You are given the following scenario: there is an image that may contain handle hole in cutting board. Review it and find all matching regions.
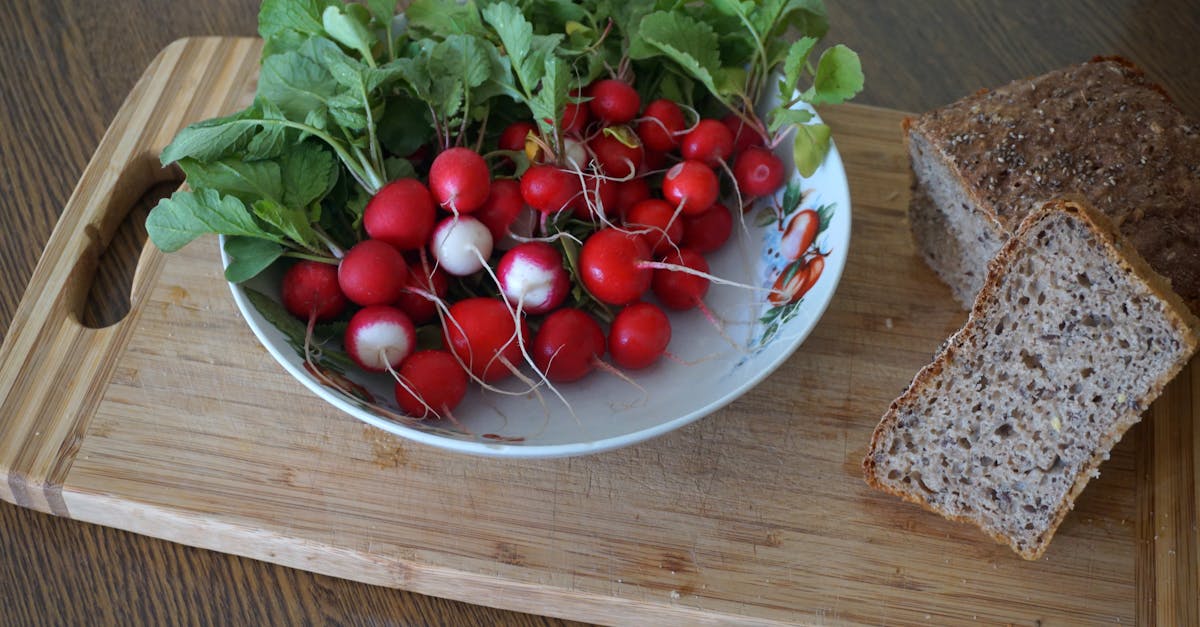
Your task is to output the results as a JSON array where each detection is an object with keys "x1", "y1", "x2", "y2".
[{"x1": 78, "y1": 164, "x2": 182, "y2": 329}]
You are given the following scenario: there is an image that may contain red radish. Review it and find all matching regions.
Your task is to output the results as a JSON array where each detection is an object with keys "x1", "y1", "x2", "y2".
[
  {"x1": 281, "y1": 260, "x2": 346, "y2": 322},
  {"x1": 498, "y1": 206, "x2": 538, "y2": 250},
  {"x1": 780, "y1": 208, "x2": 819, "y2": 261},
  {"x1": 572, "y1": 175, "x2": 618, "y2": 220},
  {"x1": 652, "y1": 248, "x2": 710, "y2": 310},
  {"x1": 496, "y1": 242, "x2": 570, "y2": 314},
  {"x1": 579, "y1": 228, "x2": 653, "y2": 305},
  {"x1": 612, "y1": 178, "x2": 651, "y2": 218},
  {"x1": 589, "y1": 130, "x2": 643, "y2": 178},
  {"x1": 587, "y1": 79, "x2": 640, "y2": 124},
  {"x1": 344, "y1": 305, "x2": 416, "y2": 372},
  {"x1": 444, "y1": 297, "x2": 529, "y2": 382},
  {"x1": 662, "y1": 160, "x2": 719, "y2": 215},
  {"x1": 338, "y1": 239, "x2": 407, "y2": 306},
  {"x1": 681, "y1": 203, "x2": 733, "y2": 253},
  {"x1": 560, "y1": 100, "x2": 590, "y2": 136},
  {"x1": 521, "y1": 164, "x2": 579, "y2": 214},
  {"x1": 643, "y1": 148, "x2": 669, "y2": 171},
  {"x1": 475, "y1": 178, "x2": 525, "y2": 241},
  {"x1": 608, "y1": 302, "x2": 671, "y2": 370},
  {"x1": 395, "y1": 258, "x2": 448, "y2": 324},
  {"x1": 637, "y1": 99, "x2": 686, "y2": 152},
  {"x1": 363, "y1": 178, "x2": 436, "y2": 250},
  {"x1": 624, "y1": 199, "x2": 683, "y2": 255},
  {"x1": 393, "y1": 350, "x2": 468, "y2": 418},
  {"x1": 499, "y1": 121, "x2": 537, "y2": 152},
  {"x1": 532, "y1": 308, "x2": 606, "y2": 382},
  {"x1": 429, "y1": 147, "x2": 491, "y2": 213},
  {"x1": 568, "y1": 236, "x2": 752, "y2": 336},
  {"x1": 734, "y1": 147, "x2": 786, "y2": 198},
  {"x1": 680, "y1": 119, "x2": 734, "y2": 166},
  {"x1": 431, "y1": 215, "x2": 494, "y2": 276},
  {"x1": 722, "y1": 113, "x2": 766, "y2": 156}
]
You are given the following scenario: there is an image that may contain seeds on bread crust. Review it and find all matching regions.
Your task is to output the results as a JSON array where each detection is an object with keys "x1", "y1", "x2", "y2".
[{"x1": 906, "y1": 58, "x2": 1200, "y2": 313}]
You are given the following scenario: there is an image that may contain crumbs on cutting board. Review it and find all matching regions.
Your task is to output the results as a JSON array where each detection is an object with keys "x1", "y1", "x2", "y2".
[{"x1": 363, "y1": 425, "x2": 409, "y2": 469}]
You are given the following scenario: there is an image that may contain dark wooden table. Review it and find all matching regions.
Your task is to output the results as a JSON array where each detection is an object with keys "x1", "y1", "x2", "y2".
[{"x1": 2, "y1": 1, "x2": 1197, "y2": 624}]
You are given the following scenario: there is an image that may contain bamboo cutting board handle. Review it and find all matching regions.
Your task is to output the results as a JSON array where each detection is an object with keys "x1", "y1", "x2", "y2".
[{"x1": 0, "y1": 37, "x2": 264, "y2": 514}]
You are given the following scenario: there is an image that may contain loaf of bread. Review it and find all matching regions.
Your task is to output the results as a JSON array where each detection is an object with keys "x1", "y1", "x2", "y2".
[
  {"x1": 906, "y1": 57, "x2": 1200, "y2": 313},
  {"x1": 863, "y1": 199, "x2": 1200, "y2": 559}
]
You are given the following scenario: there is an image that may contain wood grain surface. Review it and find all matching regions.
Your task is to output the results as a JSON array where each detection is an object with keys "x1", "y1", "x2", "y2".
[{"x1": 1, "y1": 1, "x2": 1197, "y2": 625}]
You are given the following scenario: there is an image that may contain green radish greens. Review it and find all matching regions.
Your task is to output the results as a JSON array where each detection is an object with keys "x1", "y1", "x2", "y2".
[{"x1": 148, "y1": 0, "x2": 862, "y2": 282}]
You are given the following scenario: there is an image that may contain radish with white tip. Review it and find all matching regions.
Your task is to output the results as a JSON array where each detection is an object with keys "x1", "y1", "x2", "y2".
[
  {"x1": 431, "y1": 215, "x2": 494, "y2": 276},
  {"x1": 562, "y1": 136, "x2": 589, "y2": 172},
  {"x1": 344, "y1": 305, "x2": 416, "y2": 373},
  {"x1": 496, "y1": 242, "x2": 570, "y2": 314}
]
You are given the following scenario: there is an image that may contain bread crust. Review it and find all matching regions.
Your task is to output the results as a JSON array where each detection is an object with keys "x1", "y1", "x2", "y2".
[
  {"x1": 864, "y1": 199, "x2": 1200, "y2": 559},
  {"x1": 905, "y1": 58, "x2": 1200, "y2": 314}
]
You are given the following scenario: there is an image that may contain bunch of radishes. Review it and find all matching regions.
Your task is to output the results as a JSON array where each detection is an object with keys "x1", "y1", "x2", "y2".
[{"x1": 279, "y1": 77, "x2": 787, "y2": 421}]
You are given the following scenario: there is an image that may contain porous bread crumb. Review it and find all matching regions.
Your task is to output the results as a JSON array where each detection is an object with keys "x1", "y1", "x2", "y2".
[{"x1": 864, "y1": 201, "x2": 1200, "y2": 559}]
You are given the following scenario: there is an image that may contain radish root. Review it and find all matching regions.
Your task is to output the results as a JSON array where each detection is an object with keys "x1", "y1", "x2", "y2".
[
  {"x1": 471, "y1": 248, "x2": 580, "y2": 424},
  {"x1": 592, "y1": 358, "x2": 649, "y2": 409}
]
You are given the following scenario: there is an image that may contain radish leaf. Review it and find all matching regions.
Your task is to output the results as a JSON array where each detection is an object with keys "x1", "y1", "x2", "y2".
[
  {"x1": 321, "y1": 5, "x2": 376, "y2": 63},
  {"x1": 406, "y1": 0, "x2": 486, "y2": 38},
  {"x1": 281, "y1": 141, "x2": 338, "y2": 209},
  {"x1": 383, "y1": 157, "x2": 415, "y2": 181},
  {"x1": 773, "y1": 0, "x2": 829, "y2": 40},
  {"x1": 259, "y1": 48, "x2": 339, "y2": 120},
  {"x1": 792, "y1": 122, "x2": 830, "y2": 177},
  {"x1": 781, "y1": 37, "x2": 817, "y2": 94},
  {"x1": 805, "y1": 44, "x2": 864, "y2": 105},
  {"x1": 629, "y1": 11, "x2": 721, "y2": 79},
  {"x1": 245, "y1": 101, "x2": 290, "y2": 160},
  {"x1": 223, "y1": 237, "x2": 284, "y2": 283},
  {"x1": 768, "y1": 107, "x2": 813, "y2": 134},
  {"x1": 253, "y1": 199, "x2": 320, "y2": 249},
  {"x1": 147, "y1": 189, "x2": 280, "y2": 253},
  {"x1": 258, "y1": 0, "x2": 334, "y2": 40},
  {"x1": 159, "y1": 108, "x2": 262, "y2": 165},
  {"x1": 377, "y1": 95, "x2": 433, "y2": 156},
  {"x1": 178, "y1": 159, "x2": 283, "y2": 207}
]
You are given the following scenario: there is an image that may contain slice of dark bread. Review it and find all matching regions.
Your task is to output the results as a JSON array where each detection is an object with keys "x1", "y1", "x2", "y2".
[
  {"x1": 906, "y1": 57, "x2": 1200, "y2": 313},
  {"x1": 863, "y1": 199, "x2": 1200, "y2": 559}
]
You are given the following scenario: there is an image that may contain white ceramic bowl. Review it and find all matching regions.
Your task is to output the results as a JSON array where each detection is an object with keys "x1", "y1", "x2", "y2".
[{"x1": 222, "y1": 106, "x2": 850, "y2": 458}]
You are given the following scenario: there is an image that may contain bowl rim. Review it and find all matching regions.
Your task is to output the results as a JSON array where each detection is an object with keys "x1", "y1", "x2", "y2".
[{"x1": 221, "y1": 120, "x2": 852, "y2": 459}]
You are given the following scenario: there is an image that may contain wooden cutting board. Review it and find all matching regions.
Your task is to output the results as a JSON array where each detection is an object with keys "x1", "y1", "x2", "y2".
[{"x1": 1, "y1": 37, "x2": 1196, "y2": 625}]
